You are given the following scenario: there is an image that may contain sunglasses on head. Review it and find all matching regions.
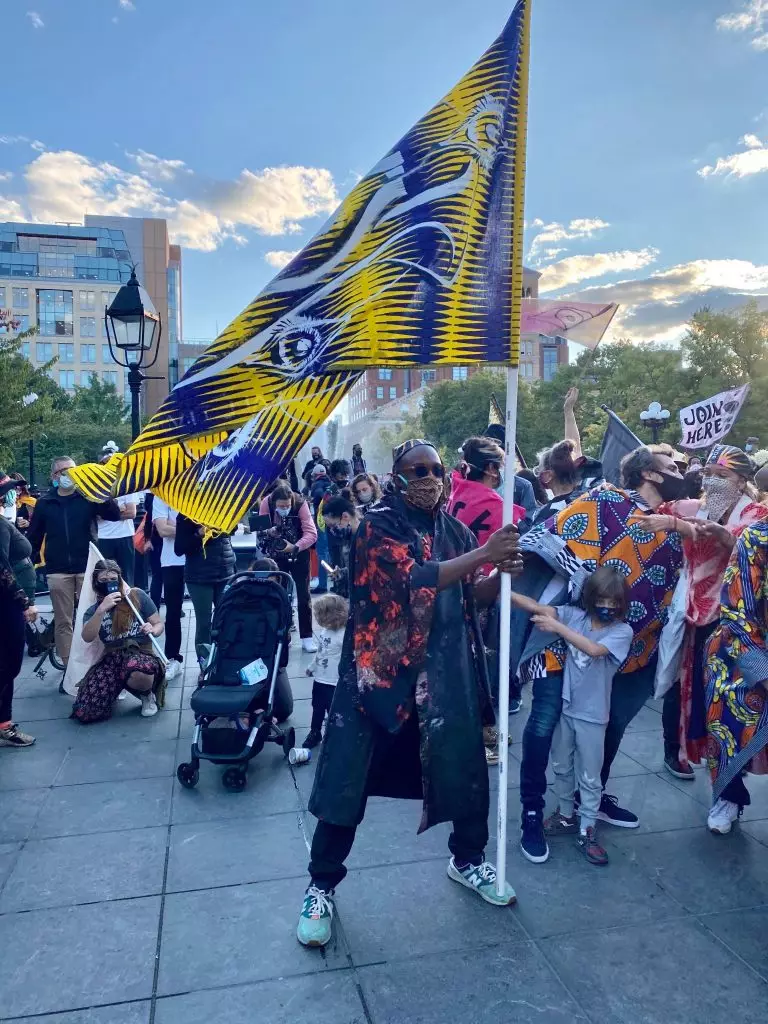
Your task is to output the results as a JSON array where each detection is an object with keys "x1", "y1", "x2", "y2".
[{"x1": 409, "y1": 464, "x2": 445, "y2": 480}]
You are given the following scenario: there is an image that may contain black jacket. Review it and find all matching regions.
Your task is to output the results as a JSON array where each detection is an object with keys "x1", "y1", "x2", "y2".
[
  {"x1": 27, "y1": 489, "x2": 121, "y2": 575},
  {"x1": 174, "y1": 514, "x2": 235, "y2": 585}
]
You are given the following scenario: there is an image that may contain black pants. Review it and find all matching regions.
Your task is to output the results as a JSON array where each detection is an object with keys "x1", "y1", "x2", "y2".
[
  {"x1": 721, "y1": 774, "x2": 751, "y2": 808},
  {"x1": 98, "y1": 536, "x2": 135, "y2": 586},
  {"x1": 277, "y1": 549, "x2": 313, "y2": 639},
  {"x1": 311, "y1": 680, "x2": 335, "y2": 732},
  {"x1": 662, "y1": 681, "x2": 681, "y2": 761},
  {"x1": 162, "y1": 565, "x2": 185, "y2": 662},
  {"x1": 149, "y1": 543, "x2": 163, "y2": 606},
  {"x1": 0, "y1": 594, "x2": 25, "y2": 723},
  {"x1": 309, "y1": 813, "x2": 488, "y2": 892}
]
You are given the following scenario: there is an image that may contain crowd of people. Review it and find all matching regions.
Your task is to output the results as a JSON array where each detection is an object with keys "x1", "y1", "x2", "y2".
[{"x1": 2, "y1": 403, "x2": 768, "y2": 957}]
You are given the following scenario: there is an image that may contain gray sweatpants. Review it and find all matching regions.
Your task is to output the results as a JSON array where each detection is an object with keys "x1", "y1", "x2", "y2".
[{"x1": 551, "y1": 713, "x2": 606, "y2": 830}]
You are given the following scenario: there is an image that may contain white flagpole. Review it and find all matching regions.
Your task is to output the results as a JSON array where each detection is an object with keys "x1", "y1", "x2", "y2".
[{"x1": 495, "y1": 363, "x2": 519, "y2": 897}]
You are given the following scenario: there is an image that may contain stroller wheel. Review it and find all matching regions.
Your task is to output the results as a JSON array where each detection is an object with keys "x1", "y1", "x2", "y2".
[
  {"x1": 282, "y1": 727, "x2": 296, "y2": 758},
  {"x1": 176, "y1": 763, "x2": 199, "y2": 789},
  {"x1": 222, "y1": 767, "x2": 247, "y2": 792}
]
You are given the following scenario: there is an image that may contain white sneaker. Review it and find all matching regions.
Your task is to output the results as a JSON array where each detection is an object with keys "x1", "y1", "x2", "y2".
[
  {"x1": 140, "y1": 692, "x2": 159, "y2": 718},
  {"x1": 118, "y1": 689, "x2": 129, "y2": 701},
  {"x1": 164, "y1": 660, "x2": 182, "y2": 681},
  {"x1": 708, "y1": 798, "x2": 740, "y2": 835},
  {"x1": 302, "y1": 637, "x2": 318, "y2": 654}
]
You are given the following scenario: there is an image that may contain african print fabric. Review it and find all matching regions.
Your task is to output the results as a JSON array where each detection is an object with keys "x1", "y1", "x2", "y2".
[{"x1": 706, "y1": 519, "x2": 768, "y2": 800}]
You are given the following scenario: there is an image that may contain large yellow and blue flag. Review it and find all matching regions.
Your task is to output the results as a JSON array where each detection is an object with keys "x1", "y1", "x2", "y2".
[{"x1": 73, "y1": 0, "x2": 532, "y2": 530}]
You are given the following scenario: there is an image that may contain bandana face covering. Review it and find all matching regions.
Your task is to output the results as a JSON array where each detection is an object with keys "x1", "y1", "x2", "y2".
[
  {"x1": 403, "y1": 476, "x2": 444, "y2": 511},
  {"x1": 702, "y1": 475, "x2": 742, "y2": 523}
]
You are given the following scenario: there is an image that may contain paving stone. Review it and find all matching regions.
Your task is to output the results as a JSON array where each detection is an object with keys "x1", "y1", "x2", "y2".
[
  {"x1": 55, "y1": 738, "x2": 178, "y2": 786},
  {"x1": 158, "y1": 881, "x2": 347, "y2": 996},
  {"x1": 616, "y1": 730, "x2": 664, "y2": 772},
  {"x1": 0, "y1": 743, "x2": 70, "y2": 791},
  {"x1": 595, "y1": 773, "x2": 707, "y2": 835},
  {"x1": 12, "y1": 695, "x2": 77, "y2": 721},
  {"x1": 700, "y1": 908, "x2": 768, "y2": 981},
  {"x1": 742, "y1": 818, "x2": 768, "y2": 846},
  {"x1": 166, "y1": 811, "x2": 308, "y2": 892},
  {"x1": 339, "y1": 858, "x2": 526, "y2": 964},
  {"x1": 0, "y1": 841, "x2": 21, "y2": 890},
  {"x1": 0, "y1": 896, "x2": 160, "y2": 1018},
  {"x1": 0, "y1": 826, "x2": 168, "y2": 912},
  {"x1": 0, "y1": 787, "x2": 48, "y2": 841},
  {"x1": 624, "y1": 826, "x2": 768, "y2": 913},
  {"x1": 625, "y1": 704, "x2": 663, "y2": 732},
  {"x1": 358, "y1": 944, "x2": 586, "y2": 1023},
  {"x1": 5, "y1": 1003, "x2": 151, "y2": 1024},
  {"x1": 33, "y1": 777, "x2": 173, "y2": 838},
  {"x1": 154, "y1": 972, "x2": 366, "y2": 1024},
  {"x1": 542, "y1": 917, "x2": 768, "y2": 1024}
]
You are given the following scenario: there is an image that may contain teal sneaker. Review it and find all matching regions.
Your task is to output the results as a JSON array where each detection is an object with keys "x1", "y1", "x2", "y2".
[
  {"x1": 296, "y1": 885, "x2": 334, "y2": 947},
  {"x1": 447, "y1": 857, "x2": 517, "y2": 906}
]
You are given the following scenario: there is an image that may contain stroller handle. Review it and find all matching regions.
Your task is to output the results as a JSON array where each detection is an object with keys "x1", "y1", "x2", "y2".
[{"x1": 226, "y1": 569, "x2": 295, "y2": 601}]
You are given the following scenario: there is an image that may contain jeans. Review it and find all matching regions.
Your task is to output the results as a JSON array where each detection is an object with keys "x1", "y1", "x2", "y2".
[
  {"x1": 520, "y1": 671, "x2": 564, "y2": 815},
  {"x1": 309, "y1": 813, "x2": 488, "y2": 892},
  {"x1": 662, "y1": 681, "x2": 681, "y2": 761},
  {"x1": 162, "y1": 565, "x2": 185, "y2": 662},
  {"x1": 186, "y1": 580, "x2": 228, "y2": 660},
  {"x1": 47, "y1": 572, "x2": 85, "y2": 665},
  {"x1": 0, "y1": 593, "x2": 25, "y2": 724},
  {"x1": 98, "y1": 536, "x2": 135, "y2": 586}
]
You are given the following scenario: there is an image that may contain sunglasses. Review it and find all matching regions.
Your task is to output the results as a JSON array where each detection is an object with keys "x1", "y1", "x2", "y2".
[{"x1": 408, "y1": 464, "x2": 445, "y2": 480}]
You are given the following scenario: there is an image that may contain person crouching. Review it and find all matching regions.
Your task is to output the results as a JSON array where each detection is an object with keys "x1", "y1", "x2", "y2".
[
  {"x1": 303, "y1": 593, "x2": 348, "y2": 749},
  {"x1": 71, "y1": 559, "x2": 166, "y2": 723}
]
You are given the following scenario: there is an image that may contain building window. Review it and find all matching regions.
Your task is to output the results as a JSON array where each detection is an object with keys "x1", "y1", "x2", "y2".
[
  {"x1": 101, "y1": 290, "x2": 116, "y2": 310},
  {"x1": 80, "y1": 316, "x2": 96, "y2": 337},
  {"x1": 59, "y1": 343, "x2": 74, "y2": 362},
  {"x1": 101, "y1": 319, "x2": 108, "y2": 338},
  {"x1": 21, "y1": 341, "x2": 31, "y2": 359},
  {"x1": 102, "y1": 370, "x2": 118, "y2": 387},
  {"x1": 378, "y1": 368, "x2": 393, "y2": 380},
  {"x1": 37, "y1": 289, "x2": 73, "y2": 336},
  {"x1": 81, "y1": 344, "x2": 96, "y2": 363},
  {"x1": 101, "y1": 344, "x2": 112, "y2": 363},
  {"x1": 36, "y1": 342, "x2": 54, "y2": 362},
  {"x1": 376, "y1": 386, "x2": 384, "y2": 399},
  {"x1": 0, "y1": 286, "x2": 5, "y2": 305},
  {"x1": 81, "y1": 371, "x2": 95, "y2": 387},
  {"x1": 12, "y1": 287, "x2": 29, "y2": 308},
  {"x1": 421, "y1": 369, "x2": 437, "y2": 384},
  {"x1": 389, "y1": 386, "x2": 397, "y2": 399},
  {"x1": 452, "y1": 366, "x2": 468, "y2": 381},
  {"x1": 59, "y1": 370, "x2": 76, "y2": 390},
  {"x1": 79, "y1": 290, "x2": 96, "y2": 311},
  {"x1": 542, "y1": 348, "x2": 558, "y2": 382},
  {"x1": 13, "y1": 314, "x2": 30, "y2": 333}
]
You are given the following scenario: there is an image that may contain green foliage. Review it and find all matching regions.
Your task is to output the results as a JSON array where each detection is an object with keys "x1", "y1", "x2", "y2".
[{"x1": 418, "y1": 303, "x2": 768, "y2": 463}]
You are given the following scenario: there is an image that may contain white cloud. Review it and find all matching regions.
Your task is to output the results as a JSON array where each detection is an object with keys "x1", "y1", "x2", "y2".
[
  {"x1": 119, "y1": 0, "x2": 136, "y2": 9},
  {"x1": 540, "y1": 247, "x2": 566, "y2": 262},
  {"x1": 527, "y1": 217, "x2": 609, "y2": 261},
  {"x1": 264, "y1": 250, "x2": 300, "y2": 269},
  {"x1": 6, "y1": 148, "x2": 340, "y2": 253},
  {"x1": 26, "y1": 11, "x2": 44, "y2": 29},
  {"x1": 539, "y1": 248, "x2": 659, "y2": 292},
  {"x1": 0, "y1": 172, "x2": 13, "y2": 183},
  {"x1": 0, "y1": 196, "x2": 25, "y2": 220},
  {"x1": 564, "y1": 258, "x2": 768, "y2": 341},
  {"x1": 698, "y1": 132, "x2": 768, "y2": 178},
  {"x1": 716, "y1": 1, "x2": 768, "y2": 48}
]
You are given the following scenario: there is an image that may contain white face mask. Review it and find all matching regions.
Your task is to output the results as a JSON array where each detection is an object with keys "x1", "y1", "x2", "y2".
[
  {"x1": 276, "y1": 507, "x2": 290, "y2": 518},
  {"x1": 702, "y1": 475, "x2": 742, "y2": 523},
  {"x1": 58, "y1": 474, "x2": 74, "y2": 490},
  {"x1": 357, "y1": 488, "x2": 373, "y2": 504}
]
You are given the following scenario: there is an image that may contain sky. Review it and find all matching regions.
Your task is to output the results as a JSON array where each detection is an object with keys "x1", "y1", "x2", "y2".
[{"x1": 2, "y1": 0, "x2": 768, "y2": 345}]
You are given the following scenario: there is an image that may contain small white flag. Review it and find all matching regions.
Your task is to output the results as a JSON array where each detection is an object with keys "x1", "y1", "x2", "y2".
[{"x1": 679, "y1": 384, "x2": 750, "y2": 450}]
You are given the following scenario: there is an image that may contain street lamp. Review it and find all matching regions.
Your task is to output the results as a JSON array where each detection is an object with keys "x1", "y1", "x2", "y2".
[
  {"x1": 640, "y1": 401, "x2": 671, "y2": 444},
  {"x1": 104, "y1": 267, "x2": 162, "y2": 440}
]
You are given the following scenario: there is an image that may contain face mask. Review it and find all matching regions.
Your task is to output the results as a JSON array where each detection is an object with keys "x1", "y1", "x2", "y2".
[
  {"x1": 594, "y1": 607, "x2": 616, "y2": 625},
  {"x1": 335, "y1": 478, "x2": 349, "y2": 489},
  {"x1": 3, "y1": 489, "x2": 16, "y2": 507},
  {"x1": 654, "y1": 472, "x2": 686, "y2": 502},
  {"x1": 95, "y1": 576, "x2": 120, "y2": 596},
  {"x1": 331, "y1": 524, "x2": 352, "y2": 539},
  {"x1": 58, "y1": 474, "x2": 74, "y2": 490},
  {"x1": 494, "y1": 470, "x2": 505, "y2": 495},
  {"x1": 402, "y1": 475, "x2": 444, "y2": 511},
  {"x1": 276, "y1": 507, "x2": 290, "y2": 518},
  {"x1": 702, "y1": 475, "x2": 742, "y2": 523},
  {"x1": 357, "y1": 488, "x2": 373, "y2": 504}
]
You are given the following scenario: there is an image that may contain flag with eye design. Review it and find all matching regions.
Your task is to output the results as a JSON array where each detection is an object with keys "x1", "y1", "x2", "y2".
[{"x1": 72, "y1": 2, "x2": 536, "y2": 531}]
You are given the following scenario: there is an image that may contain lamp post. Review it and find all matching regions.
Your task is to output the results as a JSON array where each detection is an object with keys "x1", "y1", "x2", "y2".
[
  {"x1": 21, "y1": 392, "x2": 39, "y2": 487},
  {"x1": 640, "y1": 401, "x2": 671, "y2": 444},
  {"x1": 104, "y1": 267, "x2": 163, "y2": 441}
]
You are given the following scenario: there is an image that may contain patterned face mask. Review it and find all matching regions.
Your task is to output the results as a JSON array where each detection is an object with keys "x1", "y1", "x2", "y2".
[
  {"x1": 702, "y1": 475, "x2": 742, "y2": 523},
  {"x1": 402, "y1": 475, "x2": 444, "y2": 511}
]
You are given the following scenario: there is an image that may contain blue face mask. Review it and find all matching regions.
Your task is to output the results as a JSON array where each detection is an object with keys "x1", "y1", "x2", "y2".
[
  {"x1": 594, "y1": 607, "x2": 616, "y2": 625},
  {"x1": 495, "y1": 470, "x2": 504, "y2": 494}
]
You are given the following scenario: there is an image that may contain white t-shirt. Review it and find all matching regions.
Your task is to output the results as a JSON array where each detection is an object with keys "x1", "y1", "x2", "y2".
[
  {"x1": 98, "y1": 492, "x2": 142, "y2": 540},
  {"x1": 152, "y1": 496, "x2": 185, "y2": 568},
  {"x1": 310, "y1": 626, "x2": 345, "y2": 686}
]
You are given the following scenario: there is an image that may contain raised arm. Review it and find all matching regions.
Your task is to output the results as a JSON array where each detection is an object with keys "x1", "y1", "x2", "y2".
[{"x1": 563, "y1": 387, "x2": 582, "y2": 459}]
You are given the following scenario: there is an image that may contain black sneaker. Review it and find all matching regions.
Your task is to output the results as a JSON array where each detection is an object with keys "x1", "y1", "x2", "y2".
[
  {"x1": 509, "y1": 697, "x2": 522, "y2": 715},
  {"x1": 303, "y1": 729, "x2": 323, "y2": 750},
  {"x1": 520, "y1": 811, "x2": 550, "y2": 863},
  {"x1": 597, "y1": 793, "x2": 639, "y2": 829},
  {"x1": 664, "y1": 756, "x2": 695, "y2": 780}
]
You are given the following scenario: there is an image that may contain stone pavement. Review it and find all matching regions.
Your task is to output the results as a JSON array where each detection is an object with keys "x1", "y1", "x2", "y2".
[{"x1": 2, "y1": 599, "x2": 768, "y2": 1024}]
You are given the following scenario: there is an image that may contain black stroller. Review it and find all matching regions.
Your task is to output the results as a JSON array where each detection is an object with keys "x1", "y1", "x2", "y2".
[{"x1": 176, "y1": 571, "x2": 296, "y2": 791}]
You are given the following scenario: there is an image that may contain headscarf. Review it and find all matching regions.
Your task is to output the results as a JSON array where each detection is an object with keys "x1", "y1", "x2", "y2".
[{"x1": 706, "y1": 445, "x2": 754, "y2": 479}]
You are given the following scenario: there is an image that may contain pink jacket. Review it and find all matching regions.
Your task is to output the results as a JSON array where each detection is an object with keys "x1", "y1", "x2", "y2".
[{"x1": 258, "y1": 496, "x2": 318, "y2": 552}]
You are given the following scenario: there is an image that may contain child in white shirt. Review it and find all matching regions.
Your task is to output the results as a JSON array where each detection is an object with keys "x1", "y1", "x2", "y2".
[{"x1": 303, "y1": 593, "x2": 348, "y2": 749}]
